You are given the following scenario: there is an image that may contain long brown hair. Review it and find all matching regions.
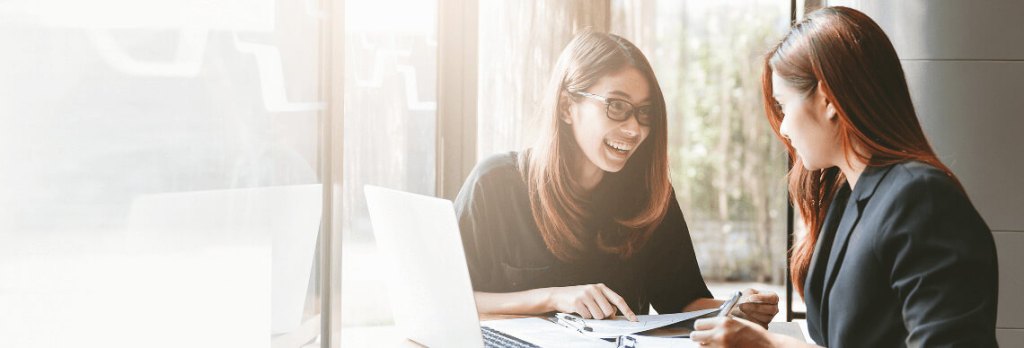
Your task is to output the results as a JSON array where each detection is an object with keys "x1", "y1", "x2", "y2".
[
  {"x1": 762, "y1": 7, "x2": 961, "y2": 295},
  {"x1": 522, "y1": 31, "x2": 671, "y2": 262}
]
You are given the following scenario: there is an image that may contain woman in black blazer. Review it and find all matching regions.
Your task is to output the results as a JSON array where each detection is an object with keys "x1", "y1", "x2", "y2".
[{"x1": 690, "y1": 7, "x2": 999, "y2": 347}]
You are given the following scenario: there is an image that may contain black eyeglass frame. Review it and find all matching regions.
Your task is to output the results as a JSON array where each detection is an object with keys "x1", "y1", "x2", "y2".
[{"x1": 570, "y1": 90, "x2": 655, "y2": 127}]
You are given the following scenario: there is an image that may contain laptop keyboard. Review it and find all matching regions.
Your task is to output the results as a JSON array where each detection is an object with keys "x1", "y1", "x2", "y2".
[{"x1": 481, "y1": 326, "x2": 540, "y2": 348}]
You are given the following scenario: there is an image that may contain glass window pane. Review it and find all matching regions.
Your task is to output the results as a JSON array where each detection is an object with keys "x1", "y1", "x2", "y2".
[
  {"x1": 0, "y1": 0, "x2": 324, "y2": 346},
  {"x1": 612, "y1": 0, "x2": 791, "y2": 312},
  {"x1": 477, "y1": 1, "x2": 610, "y2": 159},
  {"x1": 341, "y1": 0, "x2": 438, "y2": 330}
]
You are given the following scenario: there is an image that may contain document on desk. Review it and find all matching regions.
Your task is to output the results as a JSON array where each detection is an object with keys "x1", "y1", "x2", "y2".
[
  {"x1": 564, "y1": 307, "x2": 719, "y2": 339},
  {"x1": 482, "y1": 308, "x2": 718, "y2": 347},
  {"x1": 614, "y1": 334, "x2": 700, "y2": 348}
]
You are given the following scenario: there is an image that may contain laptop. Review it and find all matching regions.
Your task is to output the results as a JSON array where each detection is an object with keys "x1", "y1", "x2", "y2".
[{"x1": 364, "y1": 185, "x2": 540, "y2": 348}]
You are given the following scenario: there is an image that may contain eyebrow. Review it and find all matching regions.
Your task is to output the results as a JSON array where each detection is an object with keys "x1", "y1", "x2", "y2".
[{"x1": 608, "y1": 90, "x2": 651, "y2": 104}]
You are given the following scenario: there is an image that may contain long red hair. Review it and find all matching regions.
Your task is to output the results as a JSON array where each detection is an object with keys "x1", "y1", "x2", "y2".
[
  {"x1": 522, "y1": 31, "x2": 671, "y2": 262},
  {"x1": 762, "y1": 7, "x2": 962, "y2": 295}
]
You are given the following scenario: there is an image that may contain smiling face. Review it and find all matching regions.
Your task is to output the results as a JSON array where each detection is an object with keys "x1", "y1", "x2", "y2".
[
  {"x1": 563, "y1": 67, "x2": 652, "y2": 186},
  {"x1": 771, "y1": 72, "x2": 842, "y2": 171}
]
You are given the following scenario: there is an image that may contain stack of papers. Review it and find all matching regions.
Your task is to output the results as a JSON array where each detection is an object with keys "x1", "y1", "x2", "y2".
[
  {"x1": 482, "y1": 307, "x2": 719, "y2": 347},
  {"x1": 614, "y1": 334, "x2": 701, "y2": 348},
  {"x1": 569, "y1": 308, "x2": 718, "y2": 339}
]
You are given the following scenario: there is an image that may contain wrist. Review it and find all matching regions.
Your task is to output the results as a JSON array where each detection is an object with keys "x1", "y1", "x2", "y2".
[{"x1": 534, "y1": 287, "x2": 555, "y2": 313}]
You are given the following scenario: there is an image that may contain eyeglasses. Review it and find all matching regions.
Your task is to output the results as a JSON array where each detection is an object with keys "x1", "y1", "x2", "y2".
[{"x1": 571, "y1": 90, "x2": 654, "y2": 126}]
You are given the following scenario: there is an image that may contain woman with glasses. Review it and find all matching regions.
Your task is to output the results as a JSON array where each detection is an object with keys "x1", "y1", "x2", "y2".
[
  {"x1": 689, "y1": 7, "x2": 998, "y2": 347},
  {"x1": 454, "y1": 31, "x2": 780, "y2": 326}
]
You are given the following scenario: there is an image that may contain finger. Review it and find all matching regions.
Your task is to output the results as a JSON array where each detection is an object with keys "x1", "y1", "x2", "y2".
[
  {"x1": 582, "y1": 297, "x2": 605, "y2": 320},
  {"x1": 751, "y1": 315, "x2": 774, "y2": 327},
  {"x1": 746, "y1": 292, "x2": 780, "y2": 304},
  {"x1": 732, "y1": 316, "x2": 762, "y2": 327},
  {"x1": 689, "y1": 329, "x2": 711, "y2": 343},
  {"x1": 730, "y1": 315, "x2": 770, "y2": 330},
  {"x1": 742, "y1": 310, "x2": 772, "y2": 322},
  {"x1": 588, "y1": 285, "x2": 617, "y2": 319},
  {"x1": 574, "y1": 299, "x2": 594, "y2": 319},
  {"x1": 598, "y1": 284, "x2": 638, "y2": 321},
  {"x1": 693, "y1": 317, "x2": 724, "y2": 330},
  {"x1": 738, "y1": 302, "x2": 779, "y2": 315},
  {"x1": 734, "y1": 309, "x2": 776, "y2": 326},
  {"x1": 749, "y1": 306, "x2": 778, "y2": 317}
]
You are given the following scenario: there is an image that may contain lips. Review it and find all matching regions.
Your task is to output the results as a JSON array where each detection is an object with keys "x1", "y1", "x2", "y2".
[{"x1": 604, "y1": 138, "x2": 636, "y2": 154}]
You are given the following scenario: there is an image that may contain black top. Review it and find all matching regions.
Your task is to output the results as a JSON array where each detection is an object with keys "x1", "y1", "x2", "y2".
[
  {"x1": 804, "y1": 161, "x2": 999, "y2": 347},
  {"x1": 454, "y1": 152, "x2": 711, "y2": 315}
]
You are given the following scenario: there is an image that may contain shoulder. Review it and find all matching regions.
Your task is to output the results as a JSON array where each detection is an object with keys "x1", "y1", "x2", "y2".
[
  {"x1": 880, "y1": 161, "x2": 963, "y2": 203},
  {"x1": 456, "y1": 151, "x2": 524, "y2": 207},
  {"x1": 649, "y1": 186, "x2": 687, "y2": 235},
  {"x1": 466, "y1": 151, "x2": 521, "y2": 185},
  {"x1": 869, "y1": 161, "x2": 987, "y2": 245}
]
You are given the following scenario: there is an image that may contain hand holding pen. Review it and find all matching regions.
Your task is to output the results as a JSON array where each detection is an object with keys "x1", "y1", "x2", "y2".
[
  {"x1": 730, "y1": 288, "x2": 780, "y2": 328},
  {"x1": 689, "y1": 291, "x2": 776, "y2": 347},
  {"x1": 717, "y1": 291, "x2": 743, "y2": 318}
]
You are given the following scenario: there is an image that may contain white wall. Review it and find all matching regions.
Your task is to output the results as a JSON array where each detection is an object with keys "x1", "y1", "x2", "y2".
[{"x1": 835, "y1": 0, "x2": 1024, "y2": 345}]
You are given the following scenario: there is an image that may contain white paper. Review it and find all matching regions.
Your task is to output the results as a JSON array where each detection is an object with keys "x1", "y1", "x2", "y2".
[
  {"x1": 615, "y1": 334, "x2": 701, "y2": 348},
  {"x1": 572, "y1": 307, "x2": 719, "y2": 339}
]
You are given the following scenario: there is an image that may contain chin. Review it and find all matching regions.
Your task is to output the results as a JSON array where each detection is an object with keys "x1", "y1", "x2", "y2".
[
  {"x1": 800, "y1": 159, "x2": 829, "y2": 171},
  {"x1": 600, "y1": 165, "x2": 625, "y2": 173}
]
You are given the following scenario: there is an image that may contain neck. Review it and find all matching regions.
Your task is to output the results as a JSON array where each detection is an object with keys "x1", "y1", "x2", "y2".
[
  {"x1": 837, "y1": 151, "x2": 868, "y2": 190},
  {"x1": 574, "y1": 157, "x2": 604, "y2": 192}
]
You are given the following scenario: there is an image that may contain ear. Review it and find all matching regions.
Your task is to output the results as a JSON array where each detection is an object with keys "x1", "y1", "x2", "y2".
[
  {"x1": 559, "y1": 92, "x2": 574, "y2": 124},
  {"x1": 816, "y1": 80, "x2": 838, "y2": 121},
  {"x1": 825, "y1": 101, "x2": 838, "y2": 120}
]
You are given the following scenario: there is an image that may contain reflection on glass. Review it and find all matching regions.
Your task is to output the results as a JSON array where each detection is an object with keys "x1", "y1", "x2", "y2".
[
  {"x1": 0, "y1": 0, "x2": 323, "y2": 346},
  {"x1": 477, "y1": 0, "x2": 611, "y2": 159},
  {"x1": 612, "y1": 0, "x2": 790, "y2": 308},
  {"x1": 341, "y1": 0, "x2": 438, "y2": 328}
]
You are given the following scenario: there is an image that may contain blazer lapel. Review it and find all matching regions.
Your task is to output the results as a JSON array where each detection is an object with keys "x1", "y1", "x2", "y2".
[
  {"x1": 820, "y1": 197, "x2": 861, "y2": 303},
  {"x1": 805, "y1": 185, "x2": 850, "y2": 343},
  {"x1": 818, "y1": 164, "x2": 895, "y2": 339},
  {"x1": 806, "y1": 186, "x2": 850, "y2": 292}
]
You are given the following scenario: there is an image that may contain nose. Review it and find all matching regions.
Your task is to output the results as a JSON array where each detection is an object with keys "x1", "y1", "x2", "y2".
[
  {"x1": 778, "y1": 115, "x2": 792, "y2": 141},
  {"x1": 620, "y1": 112, "x2": 642, "y2": 137}
]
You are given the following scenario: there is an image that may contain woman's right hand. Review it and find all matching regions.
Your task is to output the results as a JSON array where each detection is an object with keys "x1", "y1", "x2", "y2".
[
  {"x1": 690, "y1": 316, "x2": 775, "y2": 347},
  {"x1": 547, "y1": 283, "x2": 638, "y2": 321}
]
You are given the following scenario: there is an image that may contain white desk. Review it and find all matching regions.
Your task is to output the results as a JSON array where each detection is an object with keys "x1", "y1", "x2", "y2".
[{"x1": 339, "y1": 319, "x2": 812, "y2": 347}]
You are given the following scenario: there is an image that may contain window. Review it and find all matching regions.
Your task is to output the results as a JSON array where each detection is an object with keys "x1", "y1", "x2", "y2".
[
  {"x1": 612, "y1": 0, "x2": 790, "y2": 305},
  {"x1": 0, "y1": 0, "x2": 325, "y2": 346},
  {"x1": 477, "y1": 1, "x2": 611, "y2": 158},
  {"x1": 477, "y1": 0, "x2": 792, "y2": 314},
  {"x1": 339, "y1": 0, "x2": 438, "y2": 330},
  {"x1": 3, "y1": 1, "x2": 810, "y2": 345}
]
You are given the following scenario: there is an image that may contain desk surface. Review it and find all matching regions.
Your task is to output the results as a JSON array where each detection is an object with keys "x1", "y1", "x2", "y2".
[{"x1": 340, "y1": 316, "x2": 811, "y2": 347}]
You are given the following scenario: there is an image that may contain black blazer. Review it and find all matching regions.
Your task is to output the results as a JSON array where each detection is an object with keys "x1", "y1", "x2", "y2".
[{"x1": 804, "y1": 161, "x2": 999, "y2": 347}]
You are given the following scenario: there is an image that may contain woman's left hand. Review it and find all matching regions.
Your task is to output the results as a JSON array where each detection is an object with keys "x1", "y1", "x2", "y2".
[
  {"x1": 729, "y1": 288, "x2": 779, "y2": 328},
  {"x1": 690, "y1": 316, "x2": 774, "y2": 347}
]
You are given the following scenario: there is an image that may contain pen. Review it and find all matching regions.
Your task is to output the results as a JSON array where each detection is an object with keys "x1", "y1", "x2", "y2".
[
  {"x1": 717, "y1": 291, "x2": 742, "y2": 318},
  {"x1": 554, "y1": 312, "x2": 593, "y2": 333}
]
